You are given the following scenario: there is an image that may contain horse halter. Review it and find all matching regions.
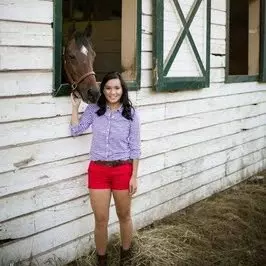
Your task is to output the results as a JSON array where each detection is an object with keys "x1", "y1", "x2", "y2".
[{"x1": 63, "y1": 56, "x2": 96, "y2": 91}]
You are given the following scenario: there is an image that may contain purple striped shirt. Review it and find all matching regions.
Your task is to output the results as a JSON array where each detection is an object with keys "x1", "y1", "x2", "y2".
[{"x1": 70, "y1": 104, "x2": 141, "y2": 161}]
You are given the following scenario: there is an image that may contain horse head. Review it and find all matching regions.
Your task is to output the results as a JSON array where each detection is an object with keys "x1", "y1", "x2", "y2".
[{"x1": 64, "y1": 23, "x2": 100, "y2": 103}]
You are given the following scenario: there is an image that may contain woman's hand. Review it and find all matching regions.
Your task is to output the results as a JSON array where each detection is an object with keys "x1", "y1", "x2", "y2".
[
  {"x1": 71, "y1": 93, "x2": 81, "y2": 110},
  {"x1": 129, "y1": 176, "x2": 137, "y2": 196}
]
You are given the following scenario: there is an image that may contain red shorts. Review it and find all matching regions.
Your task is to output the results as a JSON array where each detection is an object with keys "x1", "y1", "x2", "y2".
[{"x1": 88, "y1": 161, "x2": 133, "y2": 190}]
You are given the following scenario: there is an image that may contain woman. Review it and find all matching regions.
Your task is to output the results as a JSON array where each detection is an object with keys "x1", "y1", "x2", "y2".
[{"x1": 70, "y1": 72, "x2": 141, "y2": 265}]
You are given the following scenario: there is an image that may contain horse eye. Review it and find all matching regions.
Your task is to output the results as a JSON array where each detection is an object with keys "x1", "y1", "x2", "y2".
[{"x1": 69, "y1": 54, "x2": 75, "y2": 60}]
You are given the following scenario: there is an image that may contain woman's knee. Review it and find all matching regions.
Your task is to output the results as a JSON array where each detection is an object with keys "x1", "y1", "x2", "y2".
[
  {"x1": 94, "y1": 214, "x2": 109, "y2": 228},
  {"x1": 117, "y1": 210, "x2": 131, "y2": 223}
]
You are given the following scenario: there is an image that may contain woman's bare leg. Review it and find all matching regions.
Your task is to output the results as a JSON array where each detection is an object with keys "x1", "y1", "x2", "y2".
[
  {"x1": 89, "y1": 189, "x2": 112, "y2": 255},
  {"x1": 112, "y1": 190, "x2": 132, "y2": 250}
]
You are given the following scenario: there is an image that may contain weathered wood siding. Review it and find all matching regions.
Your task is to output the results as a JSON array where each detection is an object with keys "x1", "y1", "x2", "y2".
[{"x1": 0, "y1": 0, "x2": 266, "y2": 264}]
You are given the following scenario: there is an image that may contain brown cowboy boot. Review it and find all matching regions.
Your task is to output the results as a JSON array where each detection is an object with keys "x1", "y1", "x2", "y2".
[
  {"x1": 97, "y1": 254, "x2": 107, "y2": 266},
  {"x1": 120, "y1": 247, "x2": 132, "y2": 266}
]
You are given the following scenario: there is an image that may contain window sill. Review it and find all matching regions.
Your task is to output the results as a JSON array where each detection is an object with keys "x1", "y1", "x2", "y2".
[{"x1": 225, "y1": 75, "x2": 258, "y2": 83}]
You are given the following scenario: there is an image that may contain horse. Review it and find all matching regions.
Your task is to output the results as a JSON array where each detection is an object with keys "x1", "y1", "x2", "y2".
[{"x1": 64, "y1": 23, "x2": 100, "y2": 103}]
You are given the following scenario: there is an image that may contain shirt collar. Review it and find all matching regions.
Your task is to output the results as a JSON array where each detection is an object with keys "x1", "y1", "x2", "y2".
[{"x1": 106, "y1": 104, "x2": 123, "y2": 113}]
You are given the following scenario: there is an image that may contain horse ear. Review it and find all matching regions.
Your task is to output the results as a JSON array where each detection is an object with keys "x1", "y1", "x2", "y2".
[
  {"x1": 84, "y1": 23, "x2": 92, "y2": 38},
  {"x1": 68, "y1": 22, "x2": 76, "y2": 40}
]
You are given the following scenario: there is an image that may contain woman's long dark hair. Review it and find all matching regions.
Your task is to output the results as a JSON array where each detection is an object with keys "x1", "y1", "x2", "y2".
[{"x1": 96, "y1": 72, "x2": 134, "y2": 120}]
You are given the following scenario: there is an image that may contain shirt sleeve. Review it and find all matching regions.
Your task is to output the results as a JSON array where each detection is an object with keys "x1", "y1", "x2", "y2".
[
  {"x1": 129, "y1": 109, "x2": 141, "y2": 159},
  {"x1": 70, "y1": 104, "x2": 95, "y2": 137}
]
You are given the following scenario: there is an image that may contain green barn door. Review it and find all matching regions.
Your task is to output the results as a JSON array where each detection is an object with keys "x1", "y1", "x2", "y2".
[{"x1": 153, "y1": 0, "x2": 211, "y2": 91}]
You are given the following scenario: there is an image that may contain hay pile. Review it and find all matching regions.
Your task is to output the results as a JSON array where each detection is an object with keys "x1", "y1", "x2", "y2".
[{"x1": 69, "y1": 173, "x2": 266, "y2": 266}]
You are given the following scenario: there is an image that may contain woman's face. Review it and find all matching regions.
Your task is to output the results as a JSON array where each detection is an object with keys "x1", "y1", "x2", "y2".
[{"x1": 103, "y1": 78, "x2": 123, "y2": 105}]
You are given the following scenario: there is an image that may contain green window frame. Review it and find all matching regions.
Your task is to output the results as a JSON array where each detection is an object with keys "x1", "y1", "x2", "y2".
[
  {"x1": 53, "y1": 0, "x2": 142, "y2": 97},
  {"x1": 225, "y1": 0, "x2": 266, "y2": 83},
  {"x1": 152, "y1": 0, "x2": 211, "y2": 91}
]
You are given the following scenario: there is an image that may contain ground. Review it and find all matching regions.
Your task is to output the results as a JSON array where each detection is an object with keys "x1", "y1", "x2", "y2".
[{"x1": 68, "y1": 170, "x2": 266, "y2": 266}]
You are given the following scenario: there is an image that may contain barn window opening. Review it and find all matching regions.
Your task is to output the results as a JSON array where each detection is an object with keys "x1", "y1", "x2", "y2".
[
  {"x1": 227, "y1": 0, "x2": 260, "y2": 79},
  {"x1": 53, "y1": 0, "x2": 141, "y2": 96}
]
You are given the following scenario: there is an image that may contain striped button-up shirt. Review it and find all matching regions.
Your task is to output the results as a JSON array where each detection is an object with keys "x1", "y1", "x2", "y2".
[{"x1": 70, "y1": 104, "x2": 141, "y2": 161}]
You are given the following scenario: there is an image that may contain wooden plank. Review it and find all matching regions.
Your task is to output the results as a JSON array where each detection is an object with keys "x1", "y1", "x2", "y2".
[
  {"x1": 0, "y1": 21, "x2": 52, "y2": 47},
  {"x1": 2, "y1": 113, "x2": 265, "y2": 197},
  {"x1": 0, "y1": 102, "x2": 167, "y2": 148},
  {"x1": 0, "y1": 155, "x2": 178, "y2": 237},
  {"x1": 133, "y1": 158, "x2": 266, "y2": 235},
  {"x1": 0, "y1": 213, "x2": 96, "y2": 264},
  {"x1": 2, "y1": 157, "x2": 266, "y2": 265},
  {"x1": 133, "y1": 166, "x2": 226, "y2": 216},
  {"x1": 1, "y1": 126, "x2": 265, "y2": 222},
  {"x1": 22, "y1": 159, "x2": 266, "y2": 266},
  {"x1": 139, "y1": 147, "x2": 266, "y2": 202},
  {"x1": 1, "y1": 196, "x2": 94, "y2": 242},
  {"x1": 211, "y1": 9, "x2": 226, "y2": 26},
  {"x1": 211, "y1": 24, "x2": 226, "y2": 40},
  {"x1": 31, "y1": 233, "x2": 96, "y2": 266},
  {"x1": 0, "y1": 47, "x2": 52, "y2": 70},
  {"x1": 164, "y1": 92, "x2": 266, "y2": 119},
  {"x1": 211, "y1": 39, "x2": 226, "y2": 54},
  {"x1": 248, "y1": 0, "x2": 260, "y2": 75},
  {"x1": 2, "y1": 154, "x2": 182, "y2": 239},
  {"x1": 142, "y1": 0, "x2": 152, "y2": 15},
  {"x1": 226, "y1": 148, "x2": 266, "y2": 175},
  {"x1": 142, "y1": 108, "x2": 266, "y2": 141},
  {"x1": 142, "y1": 51, "x2": 152, "y2": 69},
  {"x1": 142, "y1": 14, "x2": 152, "y2": 34},
  {"x1": 154, "y1": 126, "x2": 266, "y2": 173},
  {"x1": 212, "y1": 0, "x2": 226, "y2": 11},
  {"x1": 1, "y1": 206, "x2": 123, "y2": 266},
  {"x1": 142, "y1": 33, "x2": 152, "y2": 51},
  {"x1": 140, "y1": 69, "x2": 152, "y2": 87},
  {"x1": 0, "y1": 71, "x2": 52, "y2": 97},
  {"x1": 138, "y1": 104, "x2": 165, "y2": 124},
  {"x1": 0, "y1": 155, "x2": 88, "y2": 197},
  {"x1": 210, "y1": 68, "x2": 225, "y2": 82},
  {"x1": 0, "y1": 116, "x2": 75, "y2": 148},
  {"x1": 165, "y1": 132, "x2": 266, "y2": 169},
  {"x1": 211, "y1": 54, "x2": 225, "y2": 68},
  {"x1": 0, "y1": 0, "x2": 52, "y2": 23},
  {"x1": 1, "y1": 107, "x2": 265, "y2": 175},
  {"x1": 0, "y1": 175, "x2": 88, "y2": 222},
  {"x1": 0, "y1": 135, "x2": 91, "y2": 173},
  {"x1": 0, "y1": 92, "x2": 138, "y2": 123},
  {"x1": 0, "y1": 154, "x2": 164, "y2": 221},
  {"x1": 1, "y1": 108, "x2": 265, "y2": 174},
  {"x1": 147, "y1": 107, "x2": 266, "y2": 141},
  {"x1": 137, "y1": 78, "x2": 266, "y2": 106},
  {"x1": 121, "y1": 0, "x2": 137, "y2": 80},
  {"x1": 0, "y1": 96, "x2": 74, "y2": 123},
  {"x1": 0, "y1": 195, "x2": 91, "y2": 239},
  {"x1": 142, "y1": 114, "x2": 266, "y2": 157}
]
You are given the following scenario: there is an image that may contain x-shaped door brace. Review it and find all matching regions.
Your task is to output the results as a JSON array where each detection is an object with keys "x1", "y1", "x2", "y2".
[{"x1": 164, "y1": 0, "x2": 206, "y2": 77}]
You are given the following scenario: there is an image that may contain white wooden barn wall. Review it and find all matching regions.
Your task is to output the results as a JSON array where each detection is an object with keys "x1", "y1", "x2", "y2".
[{"x1": 0, "y1": 0, "x2": 266, "y2": 264}]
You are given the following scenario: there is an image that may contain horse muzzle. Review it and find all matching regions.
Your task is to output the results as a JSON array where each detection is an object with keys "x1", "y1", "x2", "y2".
[{"x1": 87, "y1": 87, "x2": 101, "y2": 103}]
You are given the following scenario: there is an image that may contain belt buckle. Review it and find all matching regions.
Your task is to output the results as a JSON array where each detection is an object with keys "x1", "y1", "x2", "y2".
[
  {"x1": 111, "y1": 160, "x2": 120, "y2": 167},
  {"x1": 109, "y1": 161, "x2": 115, "y2": 167},
  {"x1": 105, "y1": 160, "x2": 117, "y2": 167}
]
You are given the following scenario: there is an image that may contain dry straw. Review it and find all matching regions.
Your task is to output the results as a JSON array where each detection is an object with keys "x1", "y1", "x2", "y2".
[{"x1": 68, "y1": 173, "x2": 265, "y2": 266}]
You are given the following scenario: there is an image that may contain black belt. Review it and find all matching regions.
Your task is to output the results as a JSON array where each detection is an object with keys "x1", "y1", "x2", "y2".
[{"x1": 93, "y1": 159, "x2": 133, "y2": 167}]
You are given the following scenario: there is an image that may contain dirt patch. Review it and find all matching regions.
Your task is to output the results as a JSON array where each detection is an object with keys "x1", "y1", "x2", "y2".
[{"x1": 68, "y1": 171, "x2": 266, "y2": 266}]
